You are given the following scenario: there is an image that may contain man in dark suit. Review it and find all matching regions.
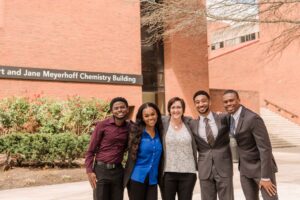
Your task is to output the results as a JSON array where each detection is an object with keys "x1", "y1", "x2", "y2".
[
  {"x1": 189, "y1": 90, "x2": 234, "y2": 200},
  {"x1": 222, "y1": 89, "x2": 278, "y2": 200}
]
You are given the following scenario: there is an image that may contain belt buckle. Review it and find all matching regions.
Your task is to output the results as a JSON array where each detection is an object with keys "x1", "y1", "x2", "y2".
[{"x1": 107, "y1": 163, "x2": 115, "y2": 169}]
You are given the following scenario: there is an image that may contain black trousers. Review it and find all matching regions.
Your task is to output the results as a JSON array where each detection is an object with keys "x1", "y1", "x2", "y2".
[
  {"x1": 93, "y1": 164, "x2": 124, "y2": 200},
  {"x1": 163, "y1": 172, "x2": 197, "y2": 200},
  {"x1": 128, "y1": 177, "x2": 158, "y2": 200}
]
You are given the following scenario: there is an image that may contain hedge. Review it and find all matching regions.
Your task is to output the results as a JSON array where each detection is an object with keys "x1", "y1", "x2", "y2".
[
  {"x1": 0, "y1": 96, "x2": 110, "y2": 135},
  {"x1": 0, "y1": 132, "x2": 90, "y2": 167}
]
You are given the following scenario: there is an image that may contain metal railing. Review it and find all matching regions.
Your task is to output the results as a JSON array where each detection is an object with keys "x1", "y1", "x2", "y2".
[{"x1": 264, "y1": 99, "x2": 298, "y2": 119}]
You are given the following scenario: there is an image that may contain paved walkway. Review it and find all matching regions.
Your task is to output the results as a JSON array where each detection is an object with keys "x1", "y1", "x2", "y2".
[{"x1": 0, "y1": 147, "x2": 300, "y2": 200}]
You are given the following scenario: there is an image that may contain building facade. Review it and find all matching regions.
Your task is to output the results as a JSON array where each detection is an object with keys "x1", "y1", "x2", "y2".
[
  {"x1": 0, "y1": 0, "x2": 209, "y2": 116},
  {"x1": 208, "y1": 20, "x2": 300, "y2": 124}
]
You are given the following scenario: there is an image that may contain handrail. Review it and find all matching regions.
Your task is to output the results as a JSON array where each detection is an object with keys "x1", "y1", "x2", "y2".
[{"x1": 264, "y1": 99, "x2": 298, "y2": 119}]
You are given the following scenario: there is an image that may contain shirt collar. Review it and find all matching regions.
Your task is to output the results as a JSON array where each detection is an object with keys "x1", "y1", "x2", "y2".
[
  {"x1": 232, "y1": 106, "x2": 242, "y2": 121},
  {"x1": 143, "y1": 128, "x2": 159, "y2": 139},
  {"x1": 108, "y1": 117, "x2": 115, "y2": 124},
  {"x1": 108, "y1": 117, "x2": 127, "y2": 127},
  {"x1": 199, "y1": 111, "x2": 213, "y2": 122}
]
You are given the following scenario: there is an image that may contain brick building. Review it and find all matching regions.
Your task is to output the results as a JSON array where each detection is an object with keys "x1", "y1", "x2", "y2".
[
  {"x1": 208, "y1": 21, "x2": 300, "y2": 124},
  {"x1": 0, "y1": 0, "x2": 208, "y2": 116}
]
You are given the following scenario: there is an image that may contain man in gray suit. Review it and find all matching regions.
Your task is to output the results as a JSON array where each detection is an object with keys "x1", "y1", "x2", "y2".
[
  {"x1": 222, "y1": 89, "x2": 278, "y2": 200},
  {"x1": 189, "y1": 90, "x2": 234, "y2": 200}
]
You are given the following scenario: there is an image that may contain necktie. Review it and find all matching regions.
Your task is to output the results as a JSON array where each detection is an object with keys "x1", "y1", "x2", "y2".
[
  {"x1": 230, "y1": 115, "x2": 235, "y2": 135},
  {"x1": 204, "y1": 117, "x2": 215, "y2": 146}
]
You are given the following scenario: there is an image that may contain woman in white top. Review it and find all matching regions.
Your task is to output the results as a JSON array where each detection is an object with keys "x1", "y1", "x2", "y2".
[{"x1": 160, "y1": 97, "x2": 198, "y2": 200}]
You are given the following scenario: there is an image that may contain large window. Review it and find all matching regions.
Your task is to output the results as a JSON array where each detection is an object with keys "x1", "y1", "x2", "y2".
[
  {"x1": 140, "y1": 28, "x2": 165, "y2": 113},
  {"x1": 211, "y1": 32, "x2": 259, "y2": 51}
]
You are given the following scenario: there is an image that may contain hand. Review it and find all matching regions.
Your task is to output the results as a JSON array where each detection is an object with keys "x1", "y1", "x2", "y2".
[
  {"x1": 216, "y1": 111, "x2": 223, "y2": 115},
  {"x1": 259, "y1": 179, "x2": 277, "y2": 197},
  {"x1": 87, "y1": 172, "x2": 97, "y2": 189}
]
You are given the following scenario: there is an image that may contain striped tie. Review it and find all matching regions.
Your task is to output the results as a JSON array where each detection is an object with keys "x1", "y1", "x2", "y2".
[
  {"x1": 230, "y1": 116, "x2": 236, "y2": 136},
  {"x1": 204, "y1": 117, "x2": 215, "y2": 146}
]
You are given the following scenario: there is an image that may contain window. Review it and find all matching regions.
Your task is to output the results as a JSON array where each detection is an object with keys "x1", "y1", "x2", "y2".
[
  {"x1": 240, "y1": 36, "x2": 246, "y2": 43},
  {"x1": 241, "y1": 33, "x2": 257, "y2": 43},
  {"x1": 211, "y1": 41, "x2": 225, "y2": 51},
  {"x1": 220, "y1": 41, "x2": 224, "y2": 48}
]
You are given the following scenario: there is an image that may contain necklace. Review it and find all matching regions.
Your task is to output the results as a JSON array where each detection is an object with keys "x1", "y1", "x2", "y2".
[{"x1": 171, "y1": 121, "x2": 183, "y2": 130}]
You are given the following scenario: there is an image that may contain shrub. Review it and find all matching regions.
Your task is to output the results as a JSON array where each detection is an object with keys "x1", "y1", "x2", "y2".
[
  {"x1": 35, "y1": 99, "x2": 65, "y2": 134},
  {"x1": 62, "y1": 96, "x2": 110, "y2": 135},
  {"x1": 0, "y1": 97, "x2": 31, "y2": 133},
  {"x1": 0, "y1": 132, "x2": 90, "y2": 166},
  {"x1": 0, "y1": 96, "x2": 110, "y2": 135}
]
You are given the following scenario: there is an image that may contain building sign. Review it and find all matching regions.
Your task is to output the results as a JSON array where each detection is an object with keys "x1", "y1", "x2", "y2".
[{"x1": 0, "y1": 65, "x2": 143, "y2": 85}]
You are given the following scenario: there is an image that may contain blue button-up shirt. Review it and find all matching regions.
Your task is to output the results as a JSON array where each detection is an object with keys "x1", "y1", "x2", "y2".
[{"x1": 130, "y1": 129, "x2": 162, "y2": 185}]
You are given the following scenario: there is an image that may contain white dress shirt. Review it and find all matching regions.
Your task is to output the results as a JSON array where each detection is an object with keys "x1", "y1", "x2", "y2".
[
  {"x1": 198, "y1": 111, "x2": 218, "y2": 142},
  {"x1": 231, "y1": 106, "x2": 243, "y2": 134}
]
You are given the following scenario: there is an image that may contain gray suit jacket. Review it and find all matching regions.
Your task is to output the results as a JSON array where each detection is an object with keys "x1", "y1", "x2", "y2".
[
  {"x1": 233, "y1": 106, "x2": 278, "y2": 179},
  {"x1": 189, "y1": 112, "x2": 233, "y2": 180},
  {"x1": 160, "y1": 116, "x2": 198, "y2": 177}
]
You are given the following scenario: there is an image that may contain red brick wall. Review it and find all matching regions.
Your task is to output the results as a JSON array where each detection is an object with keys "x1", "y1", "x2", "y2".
[
  {"x1": 210, "y1": 89, "x2": 260, "y2": 114},
  {"x1": 164, "y1": 32, "x2": 209, "y2": 117},
  {"x1": 208, "y1": 22, "x2": 300, "y2": 123},
  {"x1": 0, "y1": 0, "x2": 142, "y2": 109}
]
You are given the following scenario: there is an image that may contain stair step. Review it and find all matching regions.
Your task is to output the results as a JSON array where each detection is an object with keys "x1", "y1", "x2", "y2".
[{"x1": 260, "y1": 107, "x2": 300, "y2": 148}]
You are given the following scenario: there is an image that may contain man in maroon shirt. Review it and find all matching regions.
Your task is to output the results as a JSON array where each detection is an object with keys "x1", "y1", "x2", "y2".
[{"x1": 85, "y1": 97, "x2": 130, "y2": 200}]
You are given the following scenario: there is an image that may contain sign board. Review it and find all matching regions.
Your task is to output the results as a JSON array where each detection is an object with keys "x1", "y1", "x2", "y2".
[{"x1": 0, "y1": 65, "x2": 143, "y2": 85}]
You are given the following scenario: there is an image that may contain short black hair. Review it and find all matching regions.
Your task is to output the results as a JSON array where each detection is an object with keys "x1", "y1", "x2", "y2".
[
  {"x1": 223, "y1": 89, "x2": 240, "y2": 99},
  {"x1": 110, "y1": 97, "x2": 128, "y2": 111},
  {"x1": 193, "y1": 90, "x2": 210, "y2": 101}
]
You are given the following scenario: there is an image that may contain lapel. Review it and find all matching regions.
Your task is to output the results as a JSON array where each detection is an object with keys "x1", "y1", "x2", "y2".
[
  {"x1": 235, "y1": 106, "x2": 245, "y2": 135},
  {"x1": 162, "y1": 116, "x2": 170, "y2": 139},
  {"x1": 212, "y1": 112, "x2": 221, "y2": 143},
  {"x1": 182, "y1": 117, "x2": 193, "y2": 137},
  {"x1": 195, "y1": 116, "x2": 211, "y2": 147}
]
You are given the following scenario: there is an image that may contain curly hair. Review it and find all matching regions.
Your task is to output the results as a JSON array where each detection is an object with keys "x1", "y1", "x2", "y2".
[{"x1": 128, "y1": 102, "x2": 163, "y2": 161}]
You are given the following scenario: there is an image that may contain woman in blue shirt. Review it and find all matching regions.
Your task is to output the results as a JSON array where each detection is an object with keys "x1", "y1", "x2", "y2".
[{"x1": 124, "y1": 102, "x2": 163, "y2": 200}]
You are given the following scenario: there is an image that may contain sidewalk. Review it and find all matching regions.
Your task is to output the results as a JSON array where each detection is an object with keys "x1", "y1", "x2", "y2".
[{"x1": 0, "y1": 147, "x2": 299, "y2": 200}]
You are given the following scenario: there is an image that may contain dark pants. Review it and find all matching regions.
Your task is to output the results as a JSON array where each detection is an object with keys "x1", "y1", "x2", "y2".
[
  {"x1": 128, "y1": 177, "x2": 158, "y2": 200},
  {"x1": 163, "y1": 172, "x2": 197, "y2": 200},
  {"x1": 240, "y1": 174, "x2": 278, "y2": 200},
  {"x1": 200, "y1": 165, "x2": 234, "y2": 200},
  {"x1": 94, "y1": 164, "x2": 124, "y2": 200}
]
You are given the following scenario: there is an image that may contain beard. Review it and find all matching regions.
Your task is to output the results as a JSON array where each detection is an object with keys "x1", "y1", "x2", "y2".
[{"x1": 198, "y1": 106, "x2": 210, "y2": 115}]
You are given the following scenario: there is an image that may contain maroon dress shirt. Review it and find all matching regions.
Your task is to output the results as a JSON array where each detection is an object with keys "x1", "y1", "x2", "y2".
[{"x1": 85, "y1": 117, "x2": 130, "y2": 173}]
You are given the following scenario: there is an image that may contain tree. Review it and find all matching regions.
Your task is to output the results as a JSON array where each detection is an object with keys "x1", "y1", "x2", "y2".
[{"x1": 141, "y1": 0, "x2": 300, "y2": 54}]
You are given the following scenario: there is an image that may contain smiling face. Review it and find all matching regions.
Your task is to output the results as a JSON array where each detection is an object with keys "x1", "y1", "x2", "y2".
[
  {"x1": 142, "y1": 106, "x2": 158, "y2": 129},
  {"x1": 194, "y1": 94, "x2": 210, "y2": 115},
  {"x1": 111, "y1": 101, "x2": 129, "y2": 120},
  {"x1": 170, "y1": 100, "x2": 184, "y2": 120},
  {"x1": 223, "y1": 93, "x2": 241, "y2": 114}
]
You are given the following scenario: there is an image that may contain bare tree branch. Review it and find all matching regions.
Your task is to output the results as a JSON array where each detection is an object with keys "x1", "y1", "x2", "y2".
[{"x1": 141, "y1": 0, "x2": 300, "y2": 53}]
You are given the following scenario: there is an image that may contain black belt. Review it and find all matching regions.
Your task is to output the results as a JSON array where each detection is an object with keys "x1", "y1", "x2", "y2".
[{"x1": 96, "y1": 161, "x2": 122, "y2": 169}]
